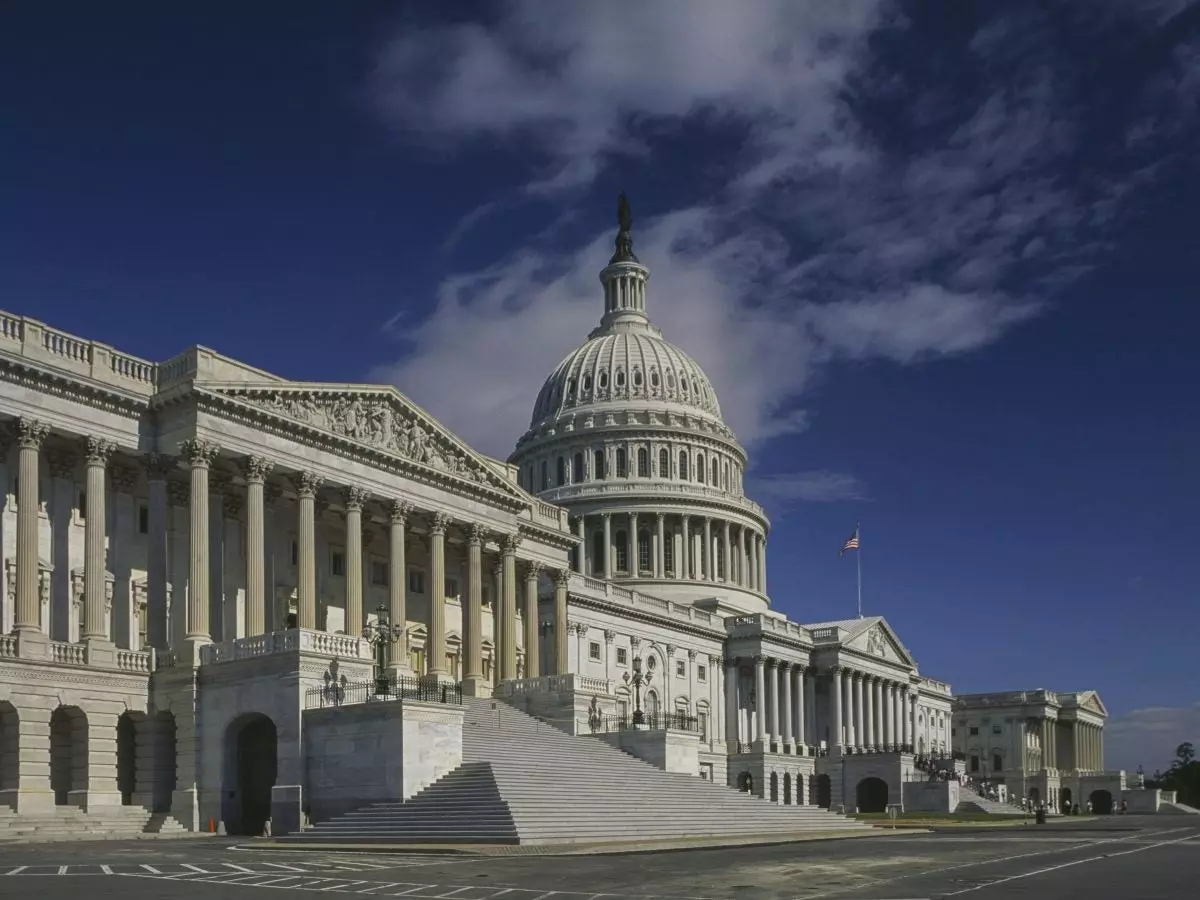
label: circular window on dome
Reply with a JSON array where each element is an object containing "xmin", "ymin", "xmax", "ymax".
[
  {"xmin": 616, "ymin": 370, "xmax": 625, "ymax": 388},
  {"xmin": 598, "ymin": 371, "xmax": 608, "ymax": 389}
]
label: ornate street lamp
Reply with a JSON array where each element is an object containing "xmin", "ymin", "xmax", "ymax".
[
  {"xmin": 362, "ymin": 604, "xmax": 403, "ymax": 696},
  {"xmin": 622, "ymin": 656, "xmax": 653, "ymax": 725}
]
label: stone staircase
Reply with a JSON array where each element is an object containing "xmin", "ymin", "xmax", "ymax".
[
  {"xmin": 955, "ymin": 787, "xmax": 1027, "ymax": 816},
  {"xmin": 291, "ymin": 698, "xmax": 873, "ymax": 845},
  {"xmin": 1159, "ymin": 801, "xmax": 1200, "ymax": 815},
  {"xmin": 0, "ymin": 807, "xmax": 190, "ymax": 841}
]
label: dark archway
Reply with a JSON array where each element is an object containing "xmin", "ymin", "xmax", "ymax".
[
  {"xmin": 737, "ymin": 771, "xmax": 753, "ymax": 793},
  {"xmin": 117, "ymin": 712, "xmax": 138, "ymax": 805},
  {"xmin": 856, "ymin": 777, "xmax": 889, "ymax": 813},
  {"xmin": 50, "ymin": 706, "xmax": 88, "ymax": 806},
  {"xmin": 816, "ymin": 773, "xmax": 832, "ymax": 809},
  {"xmin": 769, "ymin": 771, "xmax": 779, "ymax": 802},
  {"xmin": 1061, "ymin": 787, "xmax": 1073, "ymax": 814},
  {"xmin": 223, "ymin": 713, "xmax": 278, "ymax": 835},
  {"xmin": 1028, "ymin": 786, "xmax": 1040, "ymax": 805},
  {"xmin": 0, "ymin": 702, "xmax": 18, "ymax": 796},
  {"xmin": 795, "ymin": 773, "xmax": 805, "ymax": 806},
  {"xmin": 1089, "ymin": 789, "xmax": 1113, "ymax": 815},
  {"xmin": 783, "ymin": 772, "xmax": 792, "ymax": 805},
  {"xmin": 153, "ymin": 711, "xmax": 177, "ymax": 813}
]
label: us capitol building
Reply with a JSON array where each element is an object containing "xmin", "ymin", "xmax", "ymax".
[{"xmin": 0, "ymin": 199, "xmax": 1167, "ymax": 842}]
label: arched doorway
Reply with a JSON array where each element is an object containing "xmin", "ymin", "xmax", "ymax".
[
  {"xmin": 1089, "ymin": 789, "xmax": 1113, "ymax": 815},
  {"xmin": 856, "ymin": 777, "xmax": 889, "ymax": 813},
  {"xmin": 769, "ymin": 771, "xmax": 779, "ymax": 802},
  {"xmin": 795, "ymin": 773, "xmax": 805, "ymax": 806},
  {"xmin": 50, "ymin": 706, "xmax": 88, "ymax": 806},
  {"xmin": 153, "ymin": 711, "xmax": 177, "ymax": 813},
  {"xmin": 0, "ymin": 703, "xmax": 18, "ymax": 794},
  {"xmin": 644, "ymin": 689, "xmax": 660, "ymax": 721},
  {"xmin": 737, "ymin": 771, "xmax": 753, "ymax": 794},
  {"xmin": 1028, "ymin": 786, "xmax": 1040, "ymax": 805},
  {"xmin": 116, "ymin": 712, "xmax": 138, "ymax": 805},
  {"xmin": 223, "ymin": 714, "xmax": 278, "ymax": 835},
  {"xmin": 783, "ymin": 772, "xmax": 792, "ymax": 805},
  {"xmin": 816, "ymin": 773, "xmax": 832, "ymax": 809},
  {"xmin": 1061, "ymin": 787, "xmax": 1073, "ymax": 813}
]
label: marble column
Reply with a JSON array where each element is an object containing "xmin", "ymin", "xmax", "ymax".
[
  {"xmin": 290, "ymin": 471, "xmax": 322, "ymax": 630},
  {"xmin": 702, "ymin": 517, "xmax": 712, "ymax": 581},
  {"xmin": 754, "ymin": 657, "xmax": 767, "ymax": 745},
  {"xmin": 843, "ymin": 670, "xmax": 855, "ymax": 749},
  {"xmin": 240, "ymin": 457, "xmax": 272, "ymax": 637},
  {"xmin": 721, "ymin": 520, "xmax": 731, "ymax": 583},
  {"xmin": 627, "ymin": 513, "xmax": 638, "ymax": 575},
  {"xmin": 574, "ymin": 515, "xmax": 585, "ymax": 574},
  {"xmin": 769, "ymin": 660, "xmax": 782, "ymax": 743},
  {"xmin": 81, "ymin": 436, "xmax": 116, "ymax": 642},
  {"xmin": 780, "ymin": 662, "xmax": 793, "ymax": 747},
  {"xmin": 500, "ymin": 534, "xmax": 519, "ymax": 680},
  {"xmin": 681, "ymin": 514, "xmax": 691, "ymax": 579},
  {"xmin": 523, "ymin": 562, "xmax": 541, "ymax": 679},
  {"xmin": 759, "ymin": 535, "xmax": 767, "ymax": 594},
  {"xmin": 864, "ymin": 677, "xmax": 876, "ymax": 749},
  {"xmin": 463, "ymin": 524, "xmax": 486, "ymax": 691},
  {"xmin": 830, "ymin": 667, "xmax": 844, "ymax": 751},
  {"xmin": 427, "ymin": 513, "xmax": 450, "ymax": 677},
  {"xmin": 750, "ymin": 532, "xmax": 760, "ymax": 592},
  {"xmin": 182, "ymin": 440, "xmax": 220, "ymax": 644},
  {"xmin": 602, "ymin": 514, "xmax": 612, "ymax": 579},
  {"xmin": 388, "ymin": 501, "xmax": 410, "ymax": 670},
  {"xmin": 553, "ymin": 569, "xmax": 570, "ymax": 676},
  {"xmin": 796, "ymin": 667, "xmax": 807, "ymax": 747},
  {"xmin": 853, "ymin": 673, "xmax": 865, "ymax": 752},
  {"xmin": 724, "ymin": 658, "xmax": 739, "ymax": 744},
  {"xmin": 142, "ymin": 454, "xmax": 173, "ymax": 650},
  {"xmin": 890, "ymin": 683, "xmax": 901, "ymax": 750},
  {"xmin": 343, "ymin": 486, "xmax": 367, "ymax": 638},
  {"xmin": 14, "ymin": 419, "xmax": 49, "ymax": 635},
  {"xmin": 655, "ymin": 513, "xmax": 665, "ymax": 578}
]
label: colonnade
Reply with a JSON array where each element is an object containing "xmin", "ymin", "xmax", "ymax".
[
  {"xmin": 725, "ymin": 657, "xmax": 815, "ymax": 752},
  {"xmin": 1072, "ymin": 720, "xmax": 1105, "ymax": 772},
  {"xmin": 4, "ymin": 418, "xmax": 574, "ymax": 685},
  {"xmin": 828, "ymin": 666, "xmax": 917, "ymax": 753},
  {"xmin": 574, "ymin": 511, "xmax": 767, "ymax": 593}
]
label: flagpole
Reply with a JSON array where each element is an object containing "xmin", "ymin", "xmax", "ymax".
[{"xmin": 856, "ymin": 523, "xmax": 863, "ymax": 619}]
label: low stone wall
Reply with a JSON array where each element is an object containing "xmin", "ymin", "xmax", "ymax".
[
  {"xmin": 903, "ymin": 780, "xmax": 959, "ymax": 813},
  {"xmin": 596, "ymin": 727, "xmax": 699, "ymax": 774},
  {"xmin": 302, "ymin": 699, "xmax": 463, "ymax": 822}
]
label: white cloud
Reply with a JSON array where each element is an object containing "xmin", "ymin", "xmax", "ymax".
[
  {"xmin": 368, "ymin": 1, "xmax": 1197, "ymax": 472},
  {"xmin": 1106, "ymin": 703, "xmax": 1200, "ymax": 774},
  {"xmin": 749, "ymin": 470, "xmax": 868, "ymax": 509}
]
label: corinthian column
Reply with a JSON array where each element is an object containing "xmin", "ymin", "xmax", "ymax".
[
  {"xmin": 181, "ymin": 440, "xmax": 220, "ymax": 644},
  {"xmin": 14, "ymin": 418, "xmax": 49, "ymax": 634},
  {"xmin": 291, "ymin": 471, "xmax": 323, "ymax": 630},
  {"xmin": 500, "ymin": 533, "xmax": 520, "ymax": 680},
  {"xmin": 702, "ymin": 517, "xmax": 712, "ymax": 580},
  {"xmin": 463, "ymin": 524, "xmax": 486, "ymax": 693},
  {"xmin": 241, "ymin": 457, "xmax": 272, "ymax": 637},
  {"xmin": 722, "ymin": 520, "xmax": 731, "ymax": 583},
  {"xmin": 553, "ymin": 569, "xmax": 570, "ymax": 676},
  {"xmin": 388, "ymin": 501, "xmax": 410, "ymax": 671},
  {"xmin": 427, "ymin": 512, "xmax": 450, "ymax": 677},
  {"xmin": 829, "ymin": 666, "xmax": 844, "ymax": 751},
  {"xmin": 81, "ymin": 436, "xmax": 116, "ymax": 642},
  {"xmin": 655, "ymin": 513, "xmax": 665, "ymax": 578},
  {"xmin": 343, "ymin": 486, "xmax": 367, "ymax": 636},
  {"xmin": 524, "ymin": 562, "xmax": 542, "ymax": 678}
]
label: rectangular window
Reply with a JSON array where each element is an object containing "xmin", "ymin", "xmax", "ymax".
[
  {"xmin": 698, "ymin": 712, "xmax": 708, "ymax": 740},
  {"xmin": 370, "ymin": 560, "xmax": 389, "ymax": 586},
  {"xmin": 330, "ymin": 551, "xmax": 346, "ymax": 577},
  {"xmin": 445, "ymin": 578, "xmax": 459, "ymax": 600},
  {"xmin": 992, "ymin": 724, "xmax": 1002, "ymax": 735},
  {"xmin": 970, "ymin": 755, "xmax": 980, "ymax": 773},
  {"xmin": 698, "ymin": 664, "xmax": 707, "ymax": 682},
  {"xmin": 78, "ymin": 491, "xmax": 87, "ymax": 520},
  {"xmin": 664, "ymin": 538, "xmax": 675, "ymax": 575},
  {"xmin": 409, "ymin": 648, "xmax": 425, "ymax": 674},
  {"xmin": 138, "ymin": 504, "xmax": 149, "ymax": 534},
  {"xmin": 637, "ymin": 536, "xmax": 650, "ymax": 573},
  {"xmin": 290, "ymin": 541, "xmax": 298, "ymax": 566},
  {"xmin": 615, "ymin": 543, "xmax": 628, "ymax": 573},
  {"xmin": 588, "ymin": 641, "xmax": 601, "ymax": 661},
  {"xmin": 616, "ymin": 647, "xmax": 628, "ymax": 666},
  {"xmin": 408, "ymin": 569, "xmax": 426, "ymax": 594},
  {"xmin": 675, "ymin": 660, "xmax": 686, "ymax": 677},
  {"xmin": 993, "ymin": 753, "xmax": 1003, "ymax": 771},
  {"xmin": 969, "ymin": 726, "xmax": 979, "ymax": 736}
]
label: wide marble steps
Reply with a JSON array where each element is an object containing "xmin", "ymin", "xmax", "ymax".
[
  {"xmin": 293, "ymin": 698, "xmax": 872, "ymax": 845},
  {"xmin": 955, "ymin": 786, "xmax": 1027, "ymax": 816},
  {"xmin": 0, "ymin": 807, "xmax": 189, "ymax": 840}
]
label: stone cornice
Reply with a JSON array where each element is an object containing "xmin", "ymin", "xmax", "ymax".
[
  {"xmin": 0, "ymin": 355, "xmax": 151, "ymax": 419},
  {"xmin": 513, "ymin": 420, "xmax": 747, "ymax": 465},
  {"xmin": 568, "ymin": 592, "xmax": 725, "ymax": 642}
]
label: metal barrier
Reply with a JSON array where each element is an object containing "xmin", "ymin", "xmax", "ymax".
[{"xmin": 306, "ymin": 675, "xmax": 464, "ymax": 709}]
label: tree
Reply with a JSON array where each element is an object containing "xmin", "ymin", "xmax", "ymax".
[
  {"xmin": 1147, "ymin": 741, "xmax": 1200, "ymax": 808},
  {"xmin": 1174, "ymin": 742, "xmax": 1195, "ymax": 768}
]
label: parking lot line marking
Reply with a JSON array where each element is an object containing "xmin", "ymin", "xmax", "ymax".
[
  {"xmin": 4, "ymin": 867, "xmax": 26, "ymax": 875},
  {"xmin": 357, "ymin": 884, "xmax": 407, "ymax": 894},
  {"xmin": 57, "ymin": 866, "xmax": 67, "ymax": 875},
  {"xmin": 181, "ymin": 864, "xmax": 209, "ymax": 872},
  {"xmin": 263, "ymin": 861, "xmax": 310, "ymax": 871},
  {"xmin": 225, "ymin": 863, "xmax": 257, "ymax": 872},
  {"xmin": 391, "ymin": 887, "xmax": 438, "ymax": 896},
  {"xmin": 140, "ymin": 865, "xmax": 162, "ymax": 874}
]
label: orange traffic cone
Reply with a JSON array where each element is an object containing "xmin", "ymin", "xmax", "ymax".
[{"xmin": 209, "ymin": 816, "xmax": 216, "ymax": 833}]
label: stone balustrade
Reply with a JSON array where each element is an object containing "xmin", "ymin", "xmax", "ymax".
[{"xmin": 199, "ymin": 629, "xmax": 371, "ymax": 665}]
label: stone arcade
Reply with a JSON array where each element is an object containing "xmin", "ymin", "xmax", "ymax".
[{"xmin": 0, "ymin": 201, "xmax": 1164, "ymax": 842}]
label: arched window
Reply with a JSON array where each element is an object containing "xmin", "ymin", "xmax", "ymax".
[
  {"xmin": 598, "ymin": 370, "xmax": 608, "ymax": 389},
  {"xmin": 637, "ymin": 530, "xmax": 651, "ymax": 574},
  {"xmin": 583, "ymin": 373, "xmax": 592, "ymax": 392},
  {"xmin": 616, "ymin": 448, "xmax": 628, "ymax": 478},
  {"xmin": 540, "ymin": 460, "xmax": 549, "ymax": 490},
  {"xmin": 556, "ymin": 456, "xmax": 566, "ymax": 487},
  {"xmin": 651, "ymin": 370, "xmax": 660, "ymax": 388},
  {"xmin": 573, "ymin": 453, "xmax": 584, "ymax": 483},
  {"xmin": 594, "ymin": 449, "xmax": 606, "ymax": 480},
  {"xmin": 711, "ymin": 457, "xmax": 718, "ymax": 485},
  {"xmin": 592, "ymin": 531, "xmax": 605, "ymax": 575},
  {"xmin": 696, "ymin": 452, "xmax": 706, "ymax": 483},
  {"xmin": 614, "ymin": 531, "xmax": 628, "ymax": 573},
  {"xmin": 723, "ymin": 461, "xmax": 729, "ymax": 490},
  {"xmin": 567, "ymin": 377, "xmax": 577, "ymax": 396},
  {"xmin": 633, "ymin": 369, "xmax": 643, "ymax": 387},
  {"xmin": 658, "ymin": 448, "xmax": 669, "ymax": 478},
  {"xmin": 615, "ymin": 370, "xmax": 626, "ymax": 388},
  {"xmin": 664, "ymin": 534, "xmax": 675, "ymax": 576},
  {"xmin": 679, "ymin": 450, "xmax": 688, "ymax": 480},
  {"xmin": 637, "ymin": 447, "xmax": 649, "ymax": 477},
  {"xmin": 716, "ymin": 541, "xmax": 725, "ymax": 580}
]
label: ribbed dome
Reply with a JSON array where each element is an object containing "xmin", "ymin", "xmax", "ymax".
[{"xmin": 529, "ymin": 325, "xmax": 725, "ymax": 428}]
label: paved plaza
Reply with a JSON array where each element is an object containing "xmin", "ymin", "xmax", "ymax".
[{"xmin": 0, "ymin": 817, "xmax": 1194, "ymax": 899}]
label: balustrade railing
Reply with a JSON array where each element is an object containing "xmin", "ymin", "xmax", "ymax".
[
  {"xmin": 306, "ymin": 675, "xmax": 464, "ymax": 710},
  {"xmin": 596, "ymin": 713, "xmax": 701, "ymax": 734}
]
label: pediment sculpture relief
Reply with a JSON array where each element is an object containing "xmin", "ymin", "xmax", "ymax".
[{"xmin": 865, "ymin": 626, "xmax": 888, "ymax": 658}]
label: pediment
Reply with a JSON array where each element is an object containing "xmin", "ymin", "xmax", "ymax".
[
  {"xmin": 847, "ymin": 619, "xmax": 915, "ymax": 667},
  {"xmin": 1079, "ymin": 691, "xmax": 1107, "ymax": 716},
  {"xmin": 203, "ymin": 383, "xmax": 527, "ymax": 503}
]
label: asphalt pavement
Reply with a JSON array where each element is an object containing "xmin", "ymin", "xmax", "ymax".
[{"xmin": 0, "ymin": 815, "xmax": 1193, "ymax": 899}]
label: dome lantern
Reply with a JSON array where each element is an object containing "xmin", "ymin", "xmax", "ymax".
[{"xmin": 597, "ymin": 192, "xmax": 652, "ymax": 332}]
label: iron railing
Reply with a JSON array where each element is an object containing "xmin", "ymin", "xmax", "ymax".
[
  {"xmin": 597, "ymin": 713, "xmax": 701, "ymax": 734},
  {"xmin": 306, "ymin": 675, "xmax": 464, "ymax": 710}
]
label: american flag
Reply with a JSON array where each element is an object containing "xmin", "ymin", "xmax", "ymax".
[{"xmin": 839, "ymin": 526, "xmax": 860, "ymax": 556}]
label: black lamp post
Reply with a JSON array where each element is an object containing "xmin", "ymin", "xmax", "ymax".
[
  {"xmin": 362, "ymin": 604, "xmax": 403, "ymax": 696},
  {"xmin": 623, "ymin": 656, "xmax": 653, "ymax": 725}
]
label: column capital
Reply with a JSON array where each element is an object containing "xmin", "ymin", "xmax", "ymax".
[
  {"xmin": 15, "ymin": 417, "xmax": 50, "ymax": 450},
  {"xmin": 179, "ymin": 438, "xmax": 220, "ymax": 469},
  {"xmin": 828, "ymin": 665, "xmax": 844, "ymax": 676},
  {"xmin": 343, "ymin": 485, "xmax": 369, "ymax": 511},
  {"xmin": 600, "ymin": 511, "xmax": 611, "ymax": 520},
  {"xmin": 655, "ymin": 511, "xmax": 665, "ymax": 521},
  {"xmin": 45, "ymin": 448, "xmax": 78, "ymax": 479},
  {"xmin": 603, "ymin": 629, "xmax": 616, "ymax": 643},
  {"xmin": 83, "ymin": 435, "xmax": 117, "ymax": 466},
  {"xmin": 503, "ymin": 532, "xmax": 522, "ymax": 555},
  {"xmin": 525, "ymin": 561, "xmax": 544, "ymax": 580},
  {"xmin": 467, "ymin": 522, "xmax": 487, "ymax": 547},
  {"xmin": 290, "ymin": 471, "xmax": 324, "ymax": 498},
  {"xmin": 389, "ymin": 499, "xmax": 412, "ymax": 524},
  {"xmin": 241, "ymin": 455, "xmax": 274, "ymax": 484},
  {"xmin": 764, "ymin": 656, "xmax": 778, "ymax": 669},
  {"xmin": 141, "ymin": 452, "xmax": 176, "ymax": 481},
  {"xmin": 554, "ymin": 568, "xmax": 571, "ymax": 588}
]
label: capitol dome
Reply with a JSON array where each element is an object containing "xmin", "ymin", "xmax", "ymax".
[{"xmin": 510, "ymin": 195, "xmax": 771, "ymax": 615}]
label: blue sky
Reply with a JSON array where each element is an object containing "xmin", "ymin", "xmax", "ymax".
[{"xmin": 3, "ymin": 1, "xmax": 1198, "ymax": 772}]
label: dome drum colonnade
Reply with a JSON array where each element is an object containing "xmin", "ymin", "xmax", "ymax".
[{"xmin": 3, "ymin": 416, "xmax": 572, "ymax": 689}]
